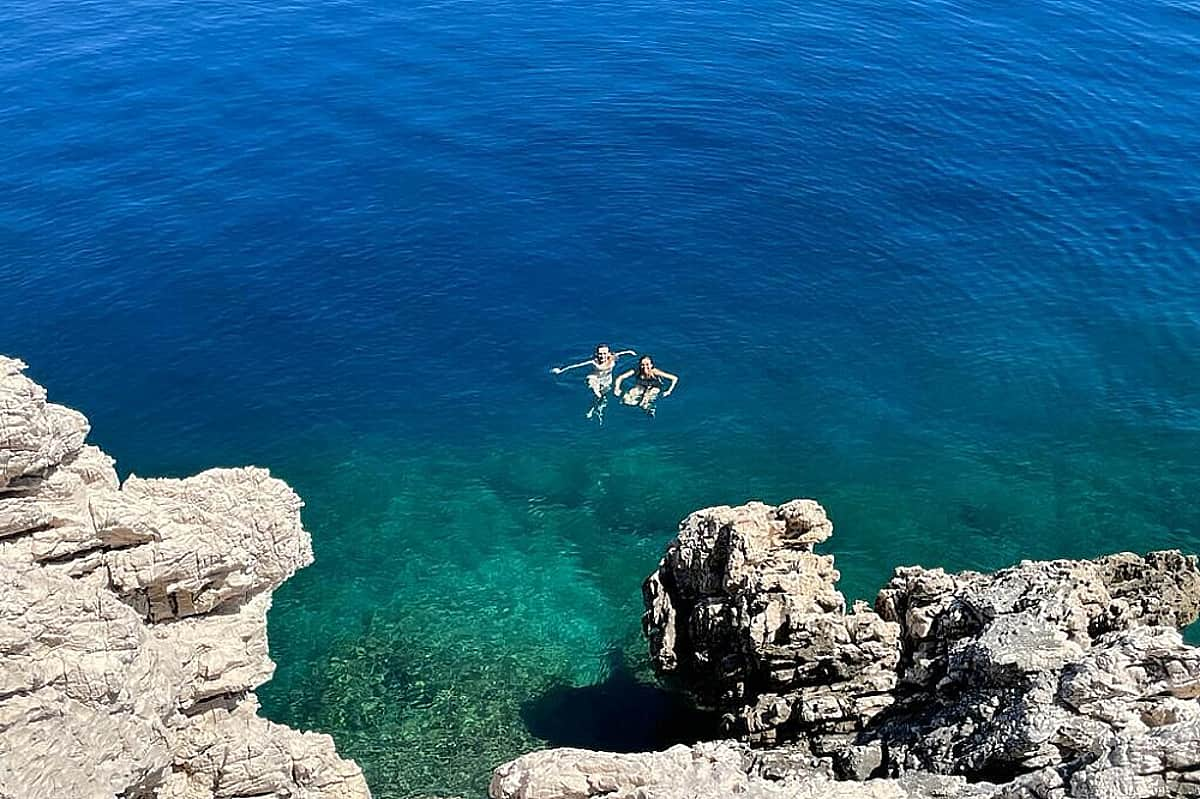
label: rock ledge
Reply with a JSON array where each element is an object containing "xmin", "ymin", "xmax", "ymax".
[{"xmin": 0, "ymin": 356, "xmax": 370, "ymax": 799}]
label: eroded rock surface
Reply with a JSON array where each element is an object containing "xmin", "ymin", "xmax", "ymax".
[
  {"xmin": 642, "ymin": 499, "xmax": 902, "ymax": 755},
  {"xmin": 0, "ymin": 356, "xmax": 369, "ymax": 799},
  {"xmin": 610, "ymin": 498, "xmax": 1200, "ymax": 799},
  {"xmin": 490, "ymin": 740, "xmax": 995, "ymax": 799},
  {"xmin": 871, "ymin": 552, "xmax": 1200, "ymax": 781}
]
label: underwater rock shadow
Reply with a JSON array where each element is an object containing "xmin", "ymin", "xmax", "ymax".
[{"xmin": 520, "ymin": 652, "xmax": 718, "ymax": 753}]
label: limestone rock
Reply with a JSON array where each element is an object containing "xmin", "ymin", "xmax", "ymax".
[
  {"xmin": 1068, "ymin": 718, "xmax": 1200, "ymax": 798},
  {"xmin": 156, "ymin": 699, "xmax": 370, "ymax": 799},
  {"xmin": 0, "ymin": 557, "xmax": 171, "ymax": 798},
  {"xmin": 0, "ymin": 356, "xmax": 88, "ymax": 488},
  {"xmin": 0, "ymin": 356, "xmax": 368, "ymax": 799},
  {"xmin": 105, "ymin": 468, "xmax": 314, "ymax": 621},
  {"xmin": 642, "ymin": 500, "xmax": 901, "ymax": 748},
  {"xmin": 637, "ymin": 498, "xmax": 1200, "ymax": 797},
  {"xmin": 872, "ymin": 553, "xmax": 1200, "ymax": 778},
  {"xmin": 490, "ymin": 741, "xmax": 996, "ymax": 799}
]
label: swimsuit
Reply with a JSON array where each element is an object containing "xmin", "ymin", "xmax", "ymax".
[
  {"xmin": 636, "ymin": 370, "xmax": 663, "ymax": 390},
  {"xmin": 591, "ymin": 359, "xmax": 616, "ymax": 388}
]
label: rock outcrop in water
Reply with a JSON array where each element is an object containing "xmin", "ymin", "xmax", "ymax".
[
  {"xmin": 0, "ymin": 356, "xmax": 370, "ymax": 799},
  {"xmin": 492, "ymin": 499, "xmax": 1200, "ymax": 799}
]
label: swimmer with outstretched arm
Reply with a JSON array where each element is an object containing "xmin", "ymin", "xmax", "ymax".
[
  {"xmin": 551, "ymin": 344, "xmax": 637, "ymax": 419},
  {"xmin": 613, "ymin": 354, "xmax": 678, "ymax": 416}
]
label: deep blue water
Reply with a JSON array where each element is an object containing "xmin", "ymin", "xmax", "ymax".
[{"xmin": 3, "ymin": 0, "xmax": 1200, "ymax": 796}]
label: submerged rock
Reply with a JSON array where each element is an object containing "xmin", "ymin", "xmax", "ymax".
[
  {"xmin": 493, "ymin": 498, "xmax": 1200, "ymax": 799},
  {"xmin": 0, "ymin": 356, "xmax": 369, "ymax": 799}
]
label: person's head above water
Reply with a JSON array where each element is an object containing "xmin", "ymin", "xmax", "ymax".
[
  {"xmin": 638, "ymin": 355, "xmax": 654, "ymax": 372},
  {"xmin": 594, "ymin": 343, "xmax": 611, "ymax": 360}
]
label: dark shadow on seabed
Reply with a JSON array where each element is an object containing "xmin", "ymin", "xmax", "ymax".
[{"xmin": 520, "ymin": 651, "xmax": 719, "ymax": 752}]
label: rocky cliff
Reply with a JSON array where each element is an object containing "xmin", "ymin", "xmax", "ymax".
[
  {"xmin": 0, "ymin": 356, "xmax": 370, "ymax": 799},
  {"xmin": 492, "ymin": 499, "xmax": 1200, "ymax": 799}
]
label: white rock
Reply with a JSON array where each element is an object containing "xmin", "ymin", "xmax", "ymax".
[
  {"xmin": 634, "ymin": 498, "xmax": 1200, "ymax": 797},
  {"xmin": 0, "ymin": 357, "xmax": 88, "ymax": 488},
  {"xmin": 0, "ymin": 356, "xmax": 369, "ymax": 799},
  {"xmin": 490, "ymin": 741, "xmax": 996, "ymax": 799}
]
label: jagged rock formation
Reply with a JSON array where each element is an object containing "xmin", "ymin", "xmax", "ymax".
[
  {"xmin": 870, "ymin": 551, "xmax": 1200, "ymax": 783},
  {"xmin": 490, "ymin": 498, "xmax": 1200, "ymax": 799},
  {"xmin": 642, "ymin": 499, "xmax": 901, "ymax": 757},
  {"xmin": 639, "ymin": 499, "xmax": 1200, "ymax": 796},
  {"xmin": 0, "ymin": 356, "xmax": 370, "ymax": 799}
]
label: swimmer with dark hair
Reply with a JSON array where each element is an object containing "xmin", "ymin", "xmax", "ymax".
[{"xmin": 613, "ymin": 354, "xmax": 678, "ymax": 417}]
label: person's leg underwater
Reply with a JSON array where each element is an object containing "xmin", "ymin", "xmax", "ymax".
[
  {"xmin": 586, "ymin": 374, "xmax": 610, "ymax": 421},
  {"xmin": 640, "ymin": 387, "xmax": 660, "ymax": 416}
]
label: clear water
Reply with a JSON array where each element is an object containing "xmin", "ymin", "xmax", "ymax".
[{"xmin": 3, "ymin": 0, "xmax": 1200, "ymax": 796}]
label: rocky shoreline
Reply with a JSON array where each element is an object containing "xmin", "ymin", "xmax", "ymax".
[
  {"xmin": 491, "ymin": 501, "xmax": 1200, "ymax": 799},
  {"xmin": 0, "ymin": 356, "xmax": 369, "ymax": 799},
  {"xmin": 6, "ymin": 355, "xmax": 1200, "ymax": 799}
]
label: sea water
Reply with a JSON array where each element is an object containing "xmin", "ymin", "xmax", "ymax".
[{"xmin": 2, "ymin": 0, "xmax": 1199, "ymax": 795}]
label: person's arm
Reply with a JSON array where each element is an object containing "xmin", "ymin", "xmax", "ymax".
[
  {"xmin": 657, "ymin": 370, "xmax": 679, "ymax": 396},
  {"xmin": 550, "ymin": 359, "xmax": 594, "ymax": 375},
  {"xmin": 614, "ymin": 349, "xmax": 637, "ymax": 358},
  {"xmin": 613, "ymin": 369, "xmax": 634, "ymax": 396}
]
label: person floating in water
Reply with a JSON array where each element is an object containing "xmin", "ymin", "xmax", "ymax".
[
  {"xmin": 613, "ymin": 354, "xmax": 678, "ymax": 417},
  {"xmin": 550, "ymin": 344, "xmax": 637, "ymax": 421}
]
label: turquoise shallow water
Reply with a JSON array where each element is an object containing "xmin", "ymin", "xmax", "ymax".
[{"xmin": 3, "ymin": 0, "xmax": 1200, "ymax": 795}]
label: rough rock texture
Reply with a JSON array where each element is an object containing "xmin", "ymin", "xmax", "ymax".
[
  {"xmin": 871, "ymin": 552, "xmax": 1200, "ymax": 782},
  {"xmin": 491, "ymin": 741, "xmax": 995, "ymax": 799},
  {"xmin": 624, "ymin": 498, "xmax": 1200, "ymax": 799},
  {"xmin": 642, "ymin": 500, "xmax": 902, "ymax": 754},
  {"xmin": 0, "ymin": 356, "xmax": 370, "ymax": 799}
]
